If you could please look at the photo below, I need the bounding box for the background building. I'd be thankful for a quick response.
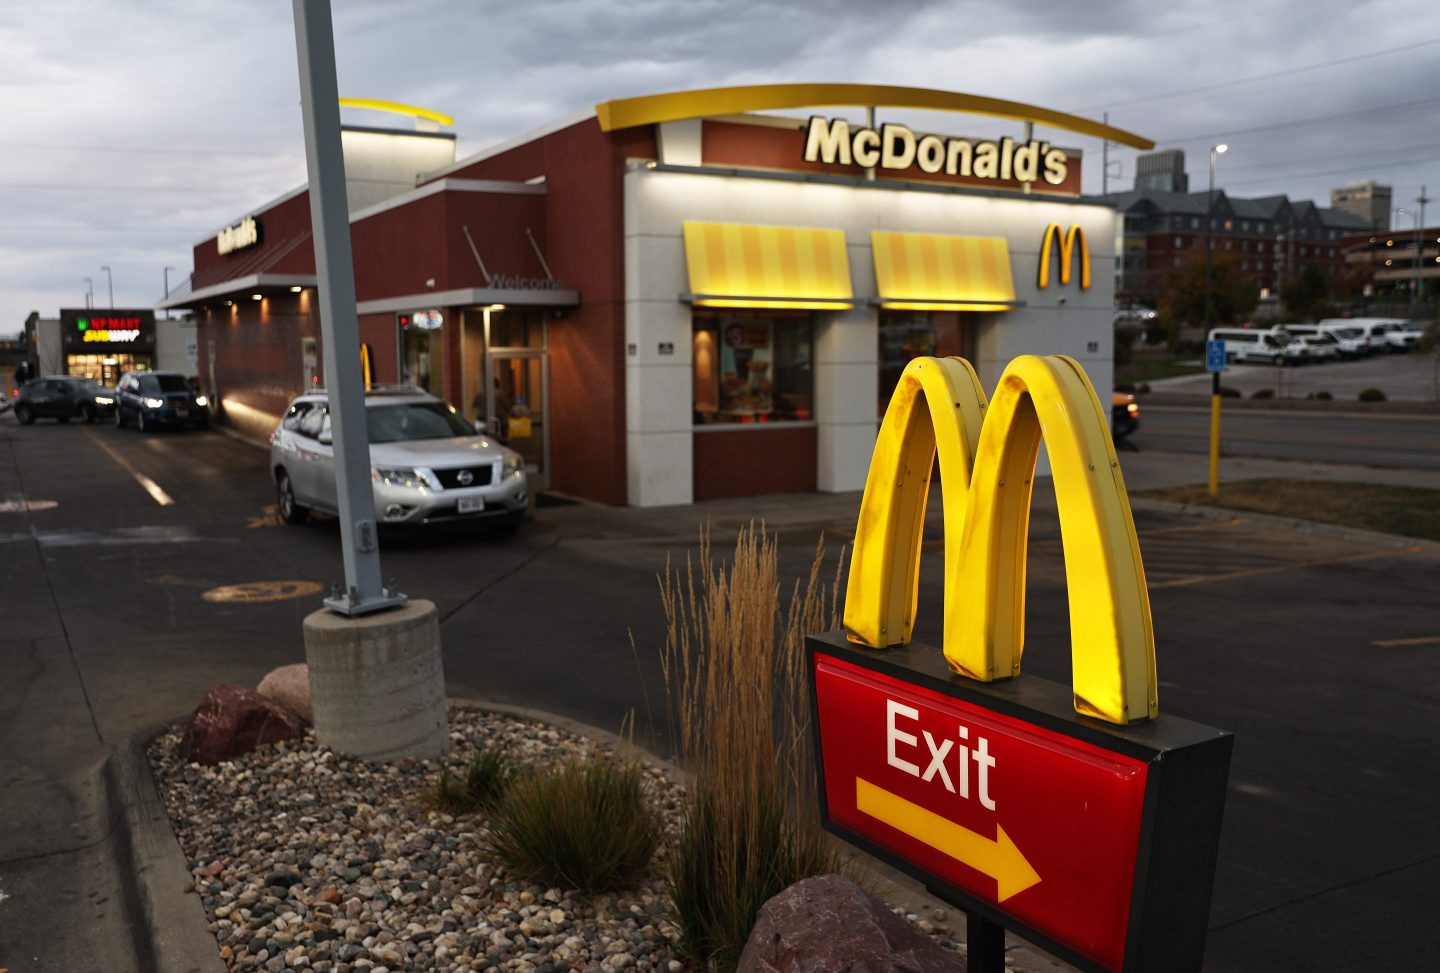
[1134,149,1188,193]
[1330,180,1393,231]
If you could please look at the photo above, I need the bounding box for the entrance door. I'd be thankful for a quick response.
[487,351,547,490]
[400,321,445,398]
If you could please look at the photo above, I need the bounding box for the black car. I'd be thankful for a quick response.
[114,370,209,431]
[11,376,115,424]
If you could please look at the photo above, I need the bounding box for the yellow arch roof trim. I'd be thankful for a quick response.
[595,83,1153,150]
[339,98,454,128]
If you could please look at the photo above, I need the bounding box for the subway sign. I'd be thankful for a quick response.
[803,116,1069,185]
[59,309,156,352]
[810,355,1231,973]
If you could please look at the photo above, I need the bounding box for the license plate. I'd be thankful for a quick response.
[177,408,189,417]
[458,496,485,513]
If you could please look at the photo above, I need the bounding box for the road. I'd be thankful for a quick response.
[1,415,1439,972]
[1135,405,1440,470]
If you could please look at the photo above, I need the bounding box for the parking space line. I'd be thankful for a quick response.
[1370,636,1440,648]
[1147,548,1419,590]
[85,432,175,506]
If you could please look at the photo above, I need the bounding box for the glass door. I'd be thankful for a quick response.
[487,351,547,490]
[400,319,445,399]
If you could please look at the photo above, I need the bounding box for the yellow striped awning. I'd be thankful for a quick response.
[871,231,1018,312]
[682,221,854,310]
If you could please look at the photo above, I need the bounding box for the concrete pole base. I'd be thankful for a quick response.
[302,598,449,762]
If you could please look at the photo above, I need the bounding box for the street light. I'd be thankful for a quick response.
[82,277,93,309]
[100,265,114,308]
[1206,144,1227,498]
[164,265,176,319]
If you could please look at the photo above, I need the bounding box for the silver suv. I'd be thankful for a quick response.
[270,387,528,529]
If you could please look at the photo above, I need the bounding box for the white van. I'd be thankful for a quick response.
[1207,327,1295,365]
[1318,318,1418,353]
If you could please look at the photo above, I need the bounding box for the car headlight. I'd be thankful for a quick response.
[194,395,208,407]
[502,454,523,479]
[94,395,114,405]
[371,466,428,491]
[144,397,164,409]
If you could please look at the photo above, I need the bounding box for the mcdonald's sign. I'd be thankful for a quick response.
[1038,223,1090,289]
[808,356,1231,973]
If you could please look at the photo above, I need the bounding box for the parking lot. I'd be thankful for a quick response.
[1148,344,1440,401]
[2,405,1439,971]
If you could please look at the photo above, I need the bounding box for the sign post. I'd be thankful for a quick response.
[810,355,1231,973]
[1205,339,1226,497]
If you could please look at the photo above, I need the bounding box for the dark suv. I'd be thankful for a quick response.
[11,376,114,424]
[114,371,209,431]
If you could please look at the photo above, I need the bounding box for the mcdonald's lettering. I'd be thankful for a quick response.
[1038,223,1090,289]
[808,355,1232,973]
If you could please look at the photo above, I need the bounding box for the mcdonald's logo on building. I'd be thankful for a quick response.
[807,355,1232,973]
[1037,223,1090,290]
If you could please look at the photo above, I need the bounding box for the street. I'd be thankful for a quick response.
[1,411,1439,971]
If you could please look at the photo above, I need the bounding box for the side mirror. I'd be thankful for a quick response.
[317,430,333,445]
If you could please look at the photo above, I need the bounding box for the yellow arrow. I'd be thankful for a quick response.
[856,777,1041,901]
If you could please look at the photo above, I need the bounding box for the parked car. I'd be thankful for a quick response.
[113,370,209,430]
[1317,318,1417,353]
[1111,392,1139,446]
[269,387,529,529]
[1296,333,1339,362]
[1285,323,1369,359]
[1207,327,1295,365]
[10,375,115,424]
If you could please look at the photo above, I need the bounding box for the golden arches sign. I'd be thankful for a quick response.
[1037,224,1090,290]
[843,355,1157,725]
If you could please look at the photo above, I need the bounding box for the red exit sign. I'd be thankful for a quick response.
[810,634,1231,973]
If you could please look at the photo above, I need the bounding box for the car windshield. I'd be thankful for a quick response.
[138,374,191,394]
[365,402,474,443]
[1334,328,1361,338]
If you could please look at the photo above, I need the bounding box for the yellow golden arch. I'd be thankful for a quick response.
[843,355,1157,725]
[594,83,1154,150]
[1038,224,1090,290]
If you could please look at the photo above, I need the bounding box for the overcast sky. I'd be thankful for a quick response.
[3,0,1438,334]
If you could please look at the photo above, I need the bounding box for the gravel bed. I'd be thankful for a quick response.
[148,707,691,973]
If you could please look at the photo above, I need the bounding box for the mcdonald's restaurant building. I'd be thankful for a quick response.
[160,85,1138,508]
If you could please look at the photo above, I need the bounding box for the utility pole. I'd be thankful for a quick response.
[1206,144,1227,497]
[101,266,113,308]
[1416,186,1430,302]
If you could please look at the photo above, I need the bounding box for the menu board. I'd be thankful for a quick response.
[720,321,773,416]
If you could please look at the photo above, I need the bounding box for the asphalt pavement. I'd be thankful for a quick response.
[1,408,1438,972]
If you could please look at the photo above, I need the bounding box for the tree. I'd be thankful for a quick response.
[1158,250,1260,330]
[1281,263,1330,321]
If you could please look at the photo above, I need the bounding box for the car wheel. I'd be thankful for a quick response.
[83,405,96,424]
[115,406,125,428]
[15,403,33,425]
[276,470,309,525]
[195,415,209,430]
[58,414,70,424]
[136,409,147,432]
[1271,355,1282,366]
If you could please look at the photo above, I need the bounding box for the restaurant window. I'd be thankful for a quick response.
[877,312,970,417]
[692,311,812,425]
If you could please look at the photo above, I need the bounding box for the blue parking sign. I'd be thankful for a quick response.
[1206,339,1226,373]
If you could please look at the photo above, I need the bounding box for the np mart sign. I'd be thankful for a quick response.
[810,635,1231,973]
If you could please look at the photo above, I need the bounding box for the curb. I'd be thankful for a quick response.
[1128,496,1440,554]
[105,735,228,973]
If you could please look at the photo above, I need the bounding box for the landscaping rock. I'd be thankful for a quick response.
[738,874,967,973]
[257,663,313,723]
[182,684,306,765]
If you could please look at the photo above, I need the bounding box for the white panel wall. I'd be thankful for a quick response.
[622,166,1117,506]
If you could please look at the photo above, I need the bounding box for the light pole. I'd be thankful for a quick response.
[1413,187,1429,303]
[164,266,176,319]
[82,277,93,309]
[1206,144,1227,498]
[100,265,114,308]
[1394,208,1409,304]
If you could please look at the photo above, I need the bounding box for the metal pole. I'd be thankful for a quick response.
[1414,186,1429,303]
[1209,371,1222,496]
[292,0,405,617]
[101,266,113,308]
[965,912,1005,973]
[1102,111,1110,196]
[1206,145,1225,497]
[83,278,92,309]
[1204,151,1216,334]
[164,266,175,320]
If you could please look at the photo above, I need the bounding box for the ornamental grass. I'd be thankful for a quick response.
[659,523,847,971]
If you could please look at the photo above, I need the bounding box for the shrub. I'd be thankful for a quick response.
[428,748,511,814]
[1219,386,1242,398]
[1136,382,1152,394]
[1114,381,1136,393]
[485,755,658,896]
[1250,388,1275,400]
[1358,387,1387,402]
[659,525,847,971]
[1307,390,1333,401]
